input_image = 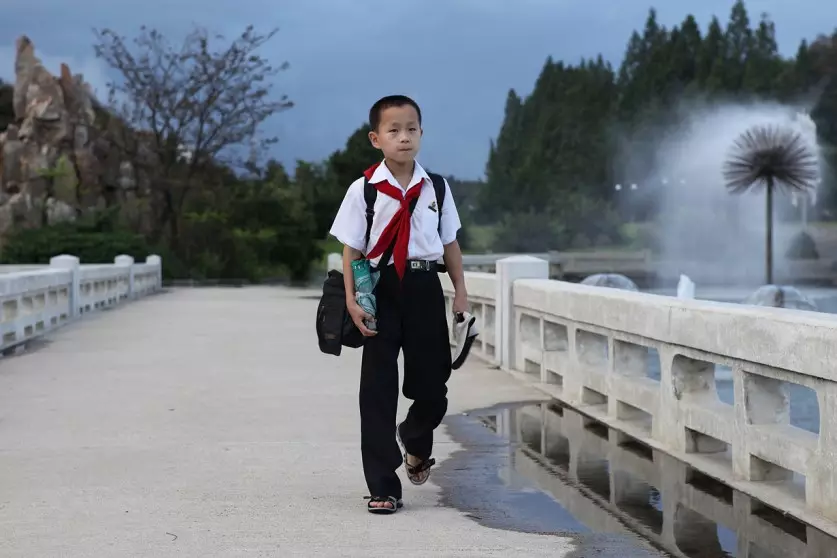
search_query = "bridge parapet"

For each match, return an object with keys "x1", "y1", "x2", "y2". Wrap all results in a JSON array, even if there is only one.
[
  {"x1": 433, "y1": 255, "x2": 837, "y2": 534},
  {"x1": 0, "y1": 254, "x2": 162, "y2": 353}
]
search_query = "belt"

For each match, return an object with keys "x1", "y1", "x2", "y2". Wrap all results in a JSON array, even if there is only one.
[{"x1": 407, "y1": 259, "x2": 438, "y2": 272}]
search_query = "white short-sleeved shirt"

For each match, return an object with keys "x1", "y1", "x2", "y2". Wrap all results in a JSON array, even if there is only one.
[{"x1": 329, "y1": 159, "x2": 461, "y2": 268}]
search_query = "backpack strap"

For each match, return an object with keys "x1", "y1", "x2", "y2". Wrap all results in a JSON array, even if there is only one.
[
  {"x1": 426, "y1": 172, "x2": 445, "y2": 237},
  {"x1": 426, "y1": 172, "x2": 448, "y2": 274},
  {"x1": 363, "y1": 177, "x2": 377, "y2": 251}
]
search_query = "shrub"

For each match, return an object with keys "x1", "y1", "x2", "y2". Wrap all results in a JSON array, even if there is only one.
[{"x1": 1, "y1": 224, "x2": 154, "y2": 265}]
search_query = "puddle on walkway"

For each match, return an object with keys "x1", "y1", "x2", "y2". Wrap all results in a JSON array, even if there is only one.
[{"x1": 435, "y1": 399, "x2": 837, "y2": 558}]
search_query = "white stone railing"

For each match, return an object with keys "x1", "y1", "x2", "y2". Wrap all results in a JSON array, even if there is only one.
[
  {"x1": 440, "y1": 255, "x2": 837, "y2": 534},
  {"x1": 461, "y1": 252, "x2": 837, "y2": 284},
  {"x1": 0, "y1": 254, "x2": 162, "y2": 353}
]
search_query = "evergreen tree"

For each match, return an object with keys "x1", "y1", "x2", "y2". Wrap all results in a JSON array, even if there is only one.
[
  {"x1": 478, "y1": 0, "x2": 837, "y2": 250},
  {"x1": 742, "y1": 13, "x2": 781, "y2": 94},
  {"x1": 723, "y1": 0, "x2": 753, "y2": 92},
  {"x1": 482, "y1": 89, "x2": 524, "y2": 221},
  {"x1": 696, "y1": 17, "x2": 726, "y2": 90}
]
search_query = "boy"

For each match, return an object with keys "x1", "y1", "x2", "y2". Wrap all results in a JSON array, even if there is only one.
[{"x1": 329, "y1": 95, "x2": 468, "y2": 514}]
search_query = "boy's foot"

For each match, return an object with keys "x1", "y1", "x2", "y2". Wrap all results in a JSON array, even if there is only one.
[
  {"x1": 404, "y1": 454, "x2": 435, "y2": 485},
  {"x1": 365, "y1": 496, "x2": 403, "y2": 514},
  {"x1": 396, "y1": 422, "x2": 435, "y2": 485}
]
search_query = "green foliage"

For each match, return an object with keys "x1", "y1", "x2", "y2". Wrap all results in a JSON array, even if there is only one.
[
  {"x1": 0, "y1": 220, "x2": 152, "y2": 266},
  {"x1": 328, "y1": 125, "x2": 380, "y2": 189},
  {"x1": 294, "y1": 160, "x2": 341, "y2": 241},
  {"x1": 174, "y1": 167, "x2": 323, "y2": 282},
  {"x1": 0, "y1": 208, "x2": 190, "y2": 279},
  {"x1": 493, "y1": 210, "x2": 567, "y2": 253}
]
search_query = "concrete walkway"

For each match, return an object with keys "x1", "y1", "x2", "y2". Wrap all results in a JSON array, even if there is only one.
[{"x1": 0, "y1": 287, "x2": 573, "y2": 557}]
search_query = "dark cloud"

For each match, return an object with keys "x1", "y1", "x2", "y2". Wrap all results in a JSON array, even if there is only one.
[{"x1": 1, "y1": 0, "x2": 834, "y2": 179}]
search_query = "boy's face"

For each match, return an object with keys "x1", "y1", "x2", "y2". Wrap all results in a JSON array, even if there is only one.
[{"x1": 368, "y1": 105, "x2": 422, "y2": 165}]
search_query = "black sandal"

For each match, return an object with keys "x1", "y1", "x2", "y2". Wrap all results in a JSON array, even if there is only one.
[
  {"x1": 396, "y1": 422, "x2": 436, "y2": 486},
  {"x1": 405, "y1": 457, "x2": 435, "y2": 485},
  {"x1": 365, "y1": 495, "x2": 403, "y2": 514}
]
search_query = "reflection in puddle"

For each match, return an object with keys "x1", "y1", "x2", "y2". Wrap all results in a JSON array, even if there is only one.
[{"x1": 461, "y1": 400, "x2": 837, "y2": 558}]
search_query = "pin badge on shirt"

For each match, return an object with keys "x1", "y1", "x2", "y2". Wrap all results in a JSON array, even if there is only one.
[{"x1": 429, "y1": 200, "x2": 438, "y2": 213}]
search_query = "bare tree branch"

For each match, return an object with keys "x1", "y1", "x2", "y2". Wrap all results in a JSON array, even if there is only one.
[{"x1": 90, "y1": 24, "x2": 293, "y2": 242}]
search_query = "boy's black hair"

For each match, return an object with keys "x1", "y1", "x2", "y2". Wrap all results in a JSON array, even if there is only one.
[{"x1": 369, "y1": 95, "x2": 422, "y2": 131}]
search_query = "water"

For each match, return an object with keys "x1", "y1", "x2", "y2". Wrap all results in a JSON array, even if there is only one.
[
  {"x1": 617, "y1": 102, "x2": 825, "y2": 287},
  {"x1": 439, "y1": 400, "x2": 837, "y2": 557}
]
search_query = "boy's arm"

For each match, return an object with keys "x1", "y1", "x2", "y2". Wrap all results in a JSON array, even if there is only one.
[
  {"x1": 342, "y1": 245, "x2": 363, "y2": 306},
  {"x1": 444, "y1": 240, "x2": 468, "y2": 318},
  {"x1": 443, "y1": 240, "x2": 467, "y2": 297},
  {"x1": 440, "y1": 178, "x2": 468, "y2": 312}
]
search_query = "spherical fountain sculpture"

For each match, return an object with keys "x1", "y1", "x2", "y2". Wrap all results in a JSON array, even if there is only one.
[
  {"x1": 581, "y1": 273, "x2": 638, "y2": 291},
  {"x1": 743, "y1": 285, "x2": 818, "y2": 311},
  {"x1": 622, "y1": 103, "x2": 825, "y2": 288}
]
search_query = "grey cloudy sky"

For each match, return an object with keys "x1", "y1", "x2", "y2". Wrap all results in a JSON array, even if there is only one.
[{"x1": 1, "y1": 0, "x2": 835, "y2": 179}]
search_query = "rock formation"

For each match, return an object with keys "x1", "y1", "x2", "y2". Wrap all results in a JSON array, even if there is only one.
[{"x1": 0, "y1": 36, "x2": 152, "y2": 240}]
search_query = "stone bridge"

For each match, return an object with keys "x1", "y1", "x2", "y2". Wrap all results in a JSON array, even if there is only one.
[{"x1": 2, "y1": 252, "x2": 837, "y2": 556}]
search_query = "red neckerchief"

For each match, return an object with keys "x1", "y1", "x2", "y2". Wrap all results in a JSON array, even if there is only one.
[{"x1": 364, "y1": 162, "x2": 423, "y2": 279}]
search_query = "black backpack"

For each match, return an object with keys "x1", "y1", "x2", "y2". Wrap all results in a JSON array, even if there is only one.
[{"x1": 316, "y1": 172, "x2": 447, "y2": 356}]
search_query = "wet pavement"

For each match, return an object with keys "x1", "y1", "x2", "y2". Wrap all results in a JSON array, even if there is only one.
[{"x1": 436, "y1": 399, "x2": 837, "y2": 558}]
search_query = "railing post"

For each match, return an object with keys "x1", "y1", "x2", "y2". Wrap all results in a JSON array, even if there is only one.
[
  {"x1": 495, "y1": 256, "x2": 549, "y2": 370},
  {"x1": 808, "y1": 383, "x2": 837, "y2": 521},
  {"x1": 146, "y1": 255, "x2": 162, "y2": 290},
  {"x1": 50, "y1": 254, "x2": 80, "y2": 318},
  {"x1": 114, "y1": 255, "x2": 135, "y2": 300}
]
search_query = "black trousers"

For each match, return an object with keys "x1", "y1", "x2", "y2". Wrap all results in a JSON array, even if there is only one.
[{"x1": 359, "y1": 264, "x2": 452, "y2": 499}]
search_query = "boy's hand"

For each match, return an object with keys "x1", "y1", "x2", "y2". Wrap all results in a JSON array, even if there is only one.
[
  {"x1": 347, "y1": 299, "x2": 377, "y2": 337},
  {"x1": 452, "y1": 290, "x2": 468, "y2": 315}
]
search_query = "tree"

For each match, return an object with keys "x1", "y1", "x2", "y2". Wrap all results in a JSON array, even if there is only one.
[
  {"x1": 741, "y1": 13, "x2": 782, "y2": 95},
  {"x1": 482, "y1": 89, "x2": 524, "y2": 221},
  {"x1": 91, "y1": 25, "x2": 293, "y2": 247},
  {"x1": 722, "y1": 0, "x2": 753, "y2": 92},
  {"x1": 328, "y1": 125, "x2": 381, "y2": 189},
  {"x1": 695, "y1": 17, "x2": 726, "y2": 90},
  {"x1": 294, "y1": 160, "x2": 339, "y2": 240}
]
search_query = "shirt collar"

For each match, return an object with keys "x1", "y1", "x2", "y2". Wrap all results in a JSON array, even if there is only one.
[{"x1": 368, "y1": 159, "x2": 430, "y2": 191}]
